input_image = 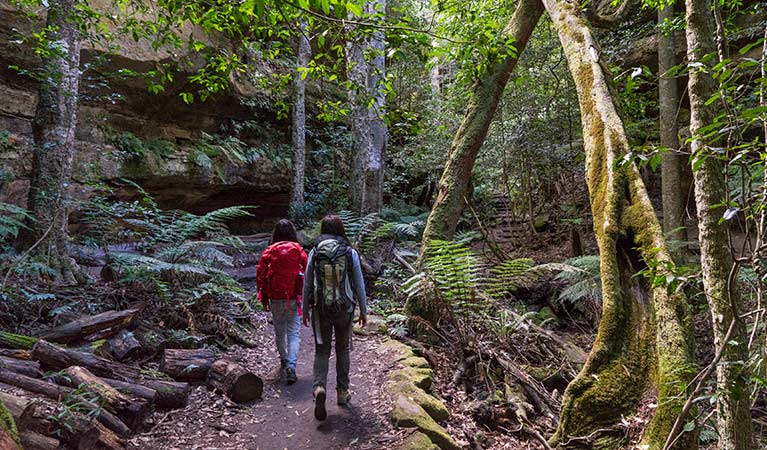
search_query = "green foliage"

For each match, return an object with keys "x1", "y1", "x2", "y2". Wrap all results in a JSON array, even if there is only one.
[
  {"x1": 534, "y1": 255, "x2": 602, "y2": 324},
  {"x1": 111, "y1": 131, "x2": 177, "y2": 162},
  {"x1": 0, "y1": 202, "x2": 32, "y2": 244}
]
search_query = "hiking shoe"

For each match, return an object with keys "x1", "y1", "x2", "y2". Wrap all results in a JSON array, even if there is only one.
[
  {"x1": 313, "y1": 386, "x2": 327, "y2": 421},
  {"x1": 285, "y1": 367, "x2": 297, "y2": 385},
  {"x1": 280, "y1": 359, "x2": 287, "y2": 369},
  {"x1": 337, "y1": 389, "x2": 351, "y2": 406}
]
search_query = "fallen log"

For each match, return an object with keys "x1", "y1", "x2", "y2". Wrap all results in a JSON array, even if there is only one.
[
  {"x1": 64, "y1": 367, "x2": 148, "y2": 431},
  {"x1": 0, "y1": 350, "x2": 29, "y2": 360},
  {"x1": 37, "y1": 308, "x2": 141, "y2": 345},
  {"x1": 206, "y1": 359, "x2": 263, "y2": 403},
  {"x1": 1, "y1": 391, "x2": 101, "y2": 450},
  {"x1": 0, "y1": 332, "x2": 37, "y2": 350},
  {"x1": 0, "y1": 370, "x2": 131, "y2": 438},
  {"x1": 30, "y1": 340, "x2": 140, "y2": 380},
  {"x1": 18, "y1": 431, "x2": 58, "y2": 450},
  {"x1": 159, "y1": 348, "x2": 216, "y2": 380},
  {"x1": 138, "y1": 380, "x2": 189, "y2": 409},
  {"x1": 0, "y1": 356, "x2": 42, "y2": 378},
  {"x1": 0, "y1": 430, "x2": 20, "y2": 450},
  {"x1": 108, "y1": 330, "x2": 142, "y2": 361}
]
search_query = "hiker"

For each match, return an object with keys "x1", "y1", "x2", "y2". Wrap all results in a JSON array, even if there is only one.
[
  {"x1": 256, "y1": 219, "x2": 307, "y2": 385},
  {"x1": 302, "y1": 215, "x2": 367, "y2": 420}
]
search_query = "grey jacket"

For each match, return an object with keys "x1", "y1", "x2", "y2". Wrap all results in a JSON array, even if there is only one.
[{"x1": 302, "y1": 243, "x2": 367, "y2": 318}]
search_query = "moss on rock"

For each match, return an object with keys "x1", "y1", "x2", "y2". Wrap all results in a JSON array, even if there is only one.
[
  {"x1": 381, "y1": 339, "x2": 416, "y2": 362},
  {"x1": 388, "y1": 367, "x2": 433, "y2": 392},
  {"x1": 401, "y1": 356, "x2": 430, "y2": 369},
  {"x1": 390, "y1": 395, "x2": 460, "y2": 450},
  {"x1": 387, "y1": 380, "x2": 449, "y2": 422},
  {"x1": 397, "y1": 431, "x2": 439, "y2": 450}
]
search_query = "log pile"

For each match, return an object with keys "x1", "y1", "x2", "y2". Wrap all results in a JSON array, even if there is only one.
[{"x1": 0, "y1": 308, "x2": 263, "y2": 449}]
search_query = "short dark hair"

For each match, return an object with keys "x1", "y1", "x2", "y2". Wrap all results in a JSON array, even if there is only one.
[
  {"x1": 320, "y1": 215, "x2": 348, "y2": 241},
  {"x1": 271, "y1": 219, "x2": 298, "y2": 243}
]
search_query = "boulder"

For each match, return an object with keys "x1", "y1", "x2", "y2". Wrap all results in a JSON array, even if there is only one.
[
  {"x1": 396, "y1": 431, "x2": 439, "y2": 450},
  {"x1": 388, "y1": 367, "x2": 433, "y2": 392},
  {"x1": 390, "y1": 395, "x2": 460, "y2": 450},
  {"x1": 386, "y1": 380, "x2": 449, "y2": 422}
]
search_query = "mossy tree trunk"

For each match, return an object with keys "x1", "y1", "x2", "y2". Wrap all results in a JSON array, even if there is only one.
[
  {"x1": 684, "y1": 0, "x2": 753, "y2": 448},
  {"x1": 419, "y1": 0, "x2": 544, "y2": 244},
  {"x1": 17, "y1": 0, "x2": 83, "y2": 284},
  {"x1": 366, "y1": 0, "x2": 386, "y2": 214},
  {"x1": 290, "y1": 19, "x2": 310, "y2": 211},
  {"x1": 658, "y1": 3, "x2": 687, "y2": 254},
  {"x1": 541, "y1": 1, "x2": 696, "y2": 448}
]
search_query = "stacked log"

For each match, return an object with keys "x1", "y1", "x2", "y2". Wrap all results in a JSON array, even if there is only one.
[
  {"x1": 160, "y1": 348, "x2": 216, "y2": 380},
  {"x1": 207, "y1": 359, "x2": 263, "y2": 403},
  {"x1": 36, "y1": 308, "x2": 142, "y2": 344},
  {"x1": 108, "y1": 330, "x2": 142, "y2": 361}
]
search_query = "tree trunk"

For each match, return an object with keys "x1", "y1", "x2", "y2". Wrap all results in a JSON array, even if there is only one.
[
  {"x1": 684, "y1": 0, "x2": 753, "y2": 448},
  {"x1": 16, "y1": 0, "x2": 83, "y2": 284},
  {"x1": 31, "y1": 340, "x2": 141, "y2": 380},
  {"x1": 37, "y1": 308, "x2": 141, "y2": 345},
  {"x1": 206, "y1": 359, "x2": 263, "y2": 403},
  {"x1": 159, "y1": 348, "x2": 216, "y2": 380},
  {"x1": 0, "y1": 356, "x2": 42, "y2": 378},
  {"x1": 419, "y1": 0, "x2": 544, "y2": 244},
  {"x1": 658, "y1": 4, "x2": 686, "y2": 252},
  {"x1": 108, "y1": 330, "x2": 142, "y2": 362},
  {"x1": 64, "y1": 366, "x2": 148, "y2": 431},
  {"x1": 347, "y1": 16, "x2": 374, "y2": 214},
  {"x1": 408, "y1": 0, "x2": 543, "y2": 320},
  {"x1": 365, "y1": 0, "x2": 387, "y2": 213},
  {"x1": 290, "y1": 19, "x2": 310, "y2": 211},
  {"x1": 540, "y1": 1, "x2": 696, "y2": 449}
]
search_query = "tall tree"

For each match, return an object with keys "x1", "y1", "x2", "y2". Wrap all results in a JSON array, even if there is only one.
[
  {"x1": 419, "y1": 0, "x2": 544, "y2": 244},
  {"x1": 658, "y1": 2, "x2": 687, "y2": 252},
  {"x1": 17, "y1": 0, "x2": 83, "y2": 284},
  {"x1": 684, "y1": 0, "x2": 753, "y2": 447},
  {"x1": 291, "y1": 20, "x2": 310, "y2": 211},
  {"x1": 347, "y1": 0, "x2": 387, "y2": 214},
  {"x1": 540, "y1": 0, "x2": 696, "y2": 448}
]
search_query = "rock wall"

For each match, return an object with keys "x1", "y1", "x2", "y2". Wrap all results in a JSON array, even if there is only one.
[{"x1": 0, "y1": 0, "x2": 292, "y2": 232}]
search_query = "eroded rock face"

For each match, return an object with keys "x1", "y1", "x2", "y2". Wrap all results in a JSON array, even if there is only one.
[{"x1": 0, "y1": 0, "x2": 292, "y2": 232}]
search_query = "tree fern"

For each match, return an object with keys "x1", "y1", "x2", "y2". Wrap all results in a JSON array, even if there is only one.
[
  {"x1": 0, "y1": 202, "x2": 31, "y2": 243},
  {"x1": 533, "y1": 255, "x2": 602, "y2": 322}
]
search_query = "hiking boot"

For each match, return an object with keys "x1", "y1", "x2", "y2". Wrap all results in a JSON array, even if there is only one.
[
  {"x1": 313, "y1": 386, "x2": 327, "y2": 421},
  {"x1": 337, "y1": 389, "x2": 351, "y2": 406},
  {"x1": 285, "y1": 367, "x2": 297, "y2": 385},
  {"x1": 280, "y1": 359, "x2": 287, "y2": 369}
]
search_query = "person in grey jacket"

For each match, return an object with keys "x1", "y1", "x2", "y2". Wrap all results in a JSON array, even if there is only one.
[{"x1": 302, "y1": 215, "x2": 367, "y2": 421}]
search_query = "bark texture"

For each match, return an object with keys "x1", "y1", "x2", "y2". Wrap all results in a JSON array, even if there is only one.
[
  {"x1": 347, "y1": 0, "x2": 387, "y2": 214},
  {"x1": 658, "y1": 4, "x2": 686, "y2": 250},
  {"x1": 290, "y1": 20, "x2": 310, "y2": 209},
  {"x1": 541, "y1": 1, "x2": 695, "y2": 448},
  {"x1": 206, "y1": 359, "x2": 263, "y2": 403},
  {"x1": 419, "y1": 0, "x2": 544, "y2": 244},
  {"x1": 17, "y1": 0, "x2": 82, "y2": 284},
  {"x1": 37, "y1": 308, "x2": 140, "y2": 345},
  {"x1": 684, "y1": 0, "x2": 753, "y2": 448},
  {"x1": 159, "y1": 348, "x2": 216, "y2": 380}
]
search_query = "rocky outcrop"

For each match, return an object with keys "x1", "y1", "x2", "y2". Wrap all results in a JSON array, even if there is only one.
[{"x1": 0, "y1": 0, "x2": 293, "y2": 231}]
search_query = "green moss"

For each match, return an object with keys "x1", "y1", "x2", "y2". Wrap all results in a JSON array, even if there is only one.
[
  {"x1": 381, "y1": 339, "x2": 416, "y2": 362},
  {"x1": 397, "y1": 431, "x2": 439, "y2": 450},
  {"x1": 390, "y1": 395, "x2": 460, "y2": 450},
  {"x1": 0, "y1": 331, "x2": 38, "y2": 350},
  {"x1": 387, "y1": 381, "x2": 449, "y2": 422},
  {"x1": 401, "y1": 356, "x2": 430, "y2": 369},
  {"x1": 0, "y1": 401, "x2": 18, "y2": 444},
  {"x1": 389, "y1": 367, "x2": 433, "y2": 392}
]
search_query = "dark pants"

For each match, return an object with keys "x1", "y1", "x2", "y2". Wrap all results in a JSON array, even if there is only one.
[{"x1": 312, "y1": 309, "x2": 353, "y2": 391}]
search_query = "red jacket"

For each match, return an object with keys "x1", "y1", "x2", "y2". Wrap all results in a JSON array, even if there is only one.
[{"x1": 256, "y1": 241, "x2": 307, "y2": 309}]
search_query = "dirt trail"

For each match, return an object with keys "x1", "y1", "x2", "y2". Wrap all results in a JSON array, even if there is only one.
[{"x1": 129, "y1": 313, "x2": 405, "y2": 450}]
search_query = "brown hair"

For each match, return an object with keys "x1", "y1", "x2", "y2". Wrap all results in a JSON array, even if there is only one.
[
  {"x1": 319, "y1": 215, "x2": 349, "y2": 242},
  {"x1": 271, "y1": 219, "x2": 298, "y2": 243}
]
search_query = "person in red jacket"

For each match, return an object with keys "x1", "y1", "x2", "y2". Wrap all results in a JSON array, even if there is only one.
[{"x1": 256, "y1": 219, "x2": 307, "y2": 385}]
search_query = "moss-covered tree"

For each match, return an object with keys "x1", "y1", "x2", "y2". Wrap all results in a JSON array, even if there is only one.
[
  {"x1": 419, "y1": 0, "x2": 544, "y2": 244},
  {"x1": 16, "y1": 0, "x2": 84, "y2": 284},
  {"x1": 540, "y1": 0, "x2": 696, "y2": 448},
  {"x1": 684, "y1": 0, "x2": 753, "y2": 447},
  {"x1": 291, "y1": 19, "x2": 310, "y2": 210}
]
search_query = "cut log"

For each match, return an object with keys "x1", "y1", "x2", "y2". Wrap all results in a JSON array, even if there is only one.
[
  {"x1": 108, "y1": 330, "x2": 142, "y2": 361},
  {"x1": 0, "y1": 350, "x2": 30, "y2": 360},
  {"x1": 0, "y1": 357, "x2": 42, "y2": 378},
  {"x1": 101, "y1": 379, "x2": 156, "y2": 404},
  {"x1": 159, "y1": 349, "x2": 216, "y2": 380},
  {"x1": 138, "y1": 380, "x2": 189, "y2": 409},
  {"x1": 36, "y1": 308, "x2": 141, "y2": 345},
  {"x1": 0, "y1": 370, "x2": 131, "y2": 438},
  {"x1": 206, "y1": 359, "x2": 263, "y2": 403},
  {"x1": 18, "y1": 432, "x2": 59, "y2": 450},
  {"x1": 0, "y1": 332, "x2": 38, "y2": 350},
  {"x1": 30, "y1": 340, "x2": 140, "y2": 380},
  {"x1": 64, "y1": 367, "x2": 148, "y2": 431}
]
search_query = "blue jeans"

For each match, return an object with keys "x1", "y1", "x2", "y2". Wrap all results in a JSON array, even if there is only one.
[{"x1": 270, "y1": 299, "x2": 300, "y2": 370}]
